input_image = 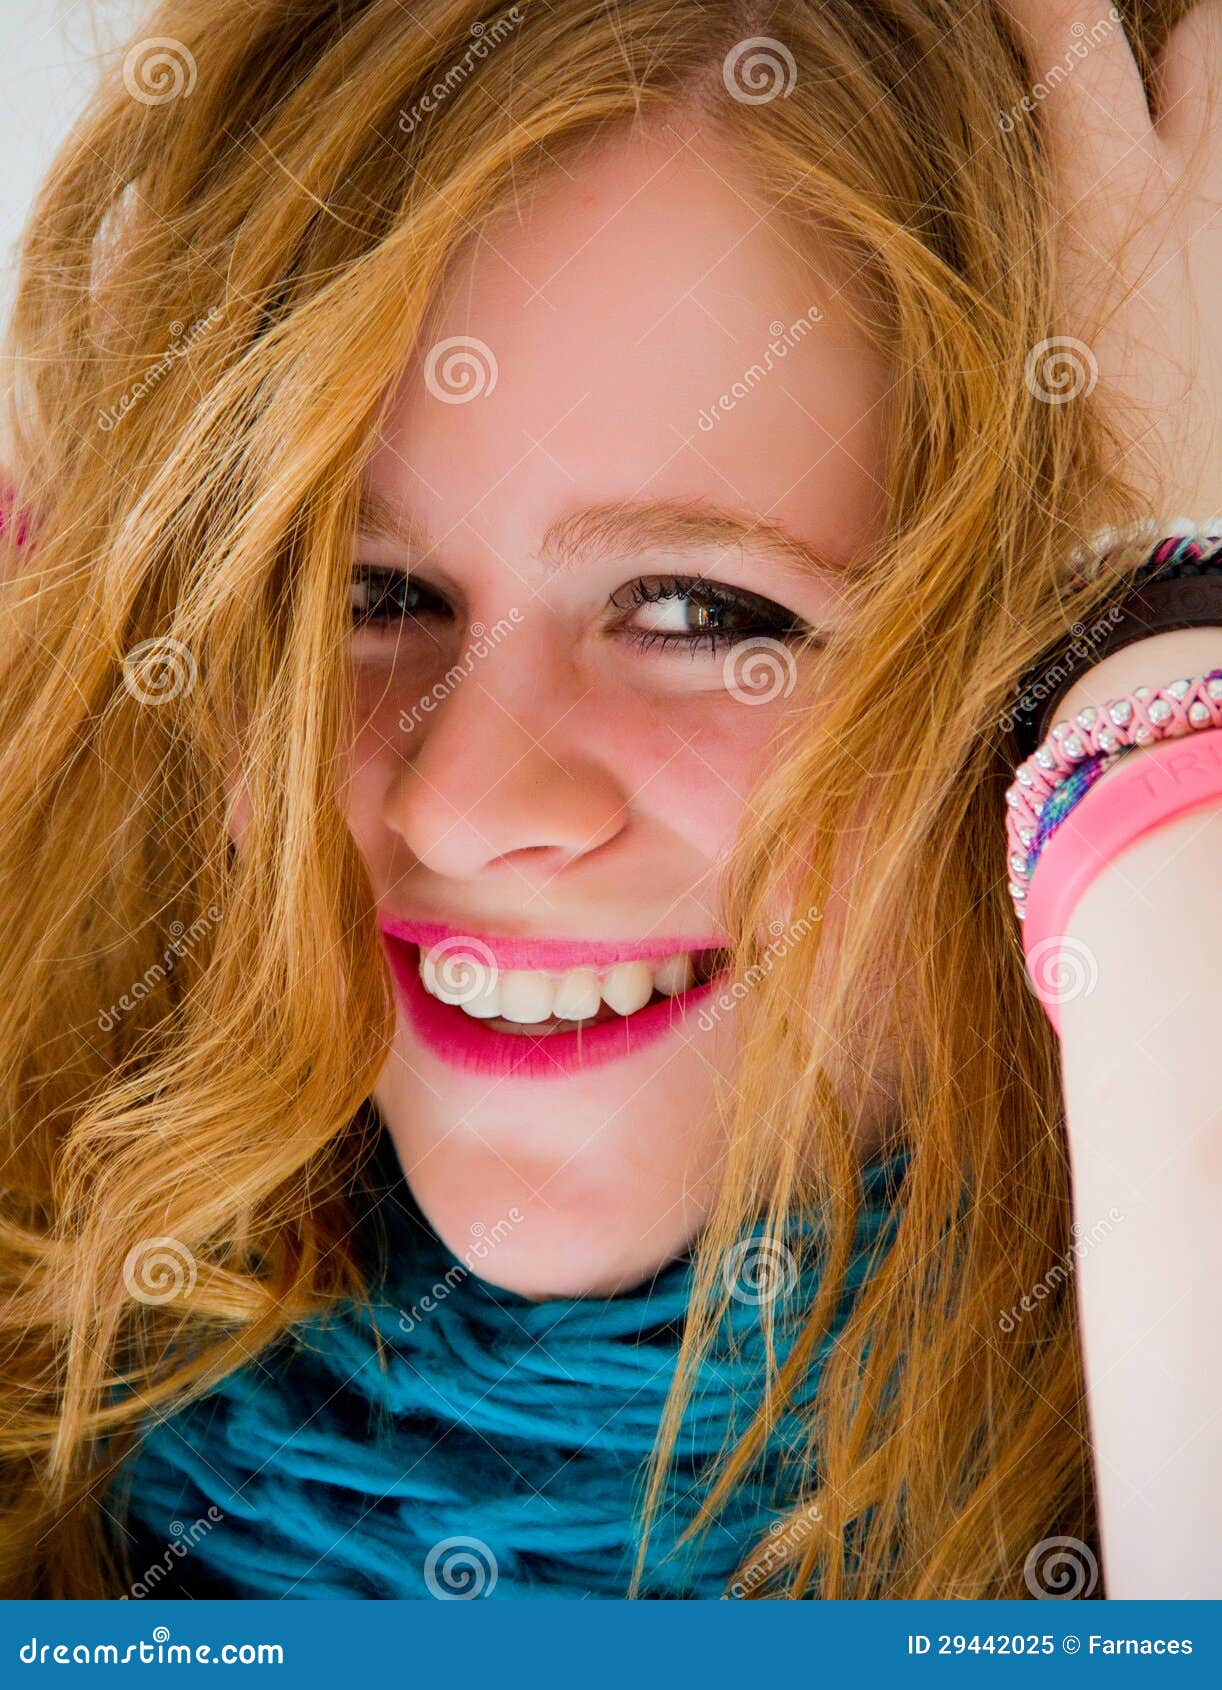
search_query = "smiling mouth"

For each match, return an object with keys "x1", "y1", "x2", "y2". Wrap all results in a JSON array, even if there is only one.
[
  {"x1": 416, "y1": 943, "x2": 729, "y2": 1036},
  {"x1": 376, "y1": 920, "x2": 734, "y2": 1078}
]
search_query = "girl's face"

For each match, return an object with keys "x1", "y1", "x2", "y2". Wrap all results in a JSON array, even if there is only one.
[{"x1": 347, "y1": 121, "x2": 890, "y2": 1297}]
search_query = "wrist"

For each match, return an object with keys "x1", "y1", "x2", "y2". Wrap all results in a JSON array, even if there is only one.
[{"x1": 1056, "y1": 625, "x2": 1222, "y2": 728}]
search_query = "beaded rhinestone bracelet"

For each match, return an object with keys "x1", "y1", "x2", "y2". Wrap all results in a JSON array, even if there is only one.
[{"x1": 1005, "y1": 668, "x2": 1222, "y2": 918}]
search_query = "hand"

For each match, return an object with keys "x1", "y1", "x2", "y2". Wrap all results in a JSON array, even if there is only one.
[{"x1": 995, "y1": 1, "x2": 1222, "y2": 517}]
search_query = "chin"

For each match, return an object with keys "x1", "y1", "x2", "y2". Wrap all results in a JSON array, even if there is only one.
[
  {"x1": 407, "y1": 1180, "x2": 708, "y2": 1301},
  {"x1": 374, "y1": 1059, "x2": 726, "y2": 1301}
]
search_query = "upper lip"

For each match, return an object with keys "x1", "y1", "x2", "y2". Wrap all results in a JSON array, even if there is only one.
[{"x1": 377, "y1": 915, "x2": 729, "y2": 973}]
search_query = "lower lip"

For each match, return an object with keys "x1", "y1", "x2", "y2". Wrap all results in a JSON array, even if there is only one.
[{"x1": 381, "y1": 936, "x2": 721, "y2": 1080}]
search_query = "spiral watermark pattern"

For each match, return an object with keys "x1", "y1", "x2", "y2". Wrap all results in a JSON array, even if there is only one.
[
  {"x1": 422, "y1": 935, "x2": 500, "y2": 1005},
  {"x1": 121, "y1": 637, "x2": 197, "y2": 706},
  {"x1": 722, "y1": 636, "x2": 797, "y2": 704},
  {"x1": 423, "y1": 1535, "x2": 499, "y2": 1598},
  {"x1": 1024, "y1": 1535, "x2": 1100, "y2": 1599},
  {"x1": 423, "y1": 336, "x2": 499, "y2": 404},
  {"x1": 123, "y1": 38, "x2": 197, "y2": 105},
  {"x1": 723, "y1": 1236, "x2": 798, "y2": 1306},
  {"x1": 122, "y1": 1237, "x2": 198, "y2": 1306},
  {"x1": 1024, "y1": 935, "x2": 1099, "y2": 1007},
  {"x1": 722, "y1": 37, "x2": 797, "y2": 104},
  {"x1": 1024, "y1": 336, "x2": 1098, "y2": 404}
]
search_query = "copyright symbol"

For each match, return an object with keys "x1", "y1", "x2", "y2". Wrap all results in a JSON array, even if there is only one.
[{"x1": 1063, "y1": 1636, "x2": 1081, "y2": 1654}]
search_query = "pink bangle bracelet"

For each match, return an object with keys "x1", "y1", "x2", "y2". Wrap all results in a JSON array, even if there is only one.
[
  {"x1": 1005, "y1": 668, "x2": 1222, "y2": 916},
  {"x1": 1022, "y1": 729, "x2": 1222, "y2": 1034}
]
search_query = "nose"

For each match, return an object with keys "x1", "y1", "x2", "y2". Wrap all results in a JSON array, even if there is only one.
[{"x1": 382, "y1": 627, "x2": 630, "y2": 883}]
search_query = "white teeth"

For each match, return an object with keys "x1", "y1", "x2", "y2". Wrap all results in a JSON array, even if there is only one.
[
  {"x1": 459, "y1": 976, "x2": 503, "y2": 1019},
  {"x1": 550, "y1": 968, "x2": 602, "y2": 1021},
  {"x1": 418, "y1": 952, "x2": 500, "y2": 1008},
  {"x1": 498, "y1": 970, "x2": 555, "y2": 1024},
  {"x1": 600, "y1": 961, "x2": 654, "y2": 1016},
  {"x1": 416, "y1": 947, "x2": 710, "y2": 1022},
  {"x1": 652, "y1": 952, "x2": 694, "y2": 996}
]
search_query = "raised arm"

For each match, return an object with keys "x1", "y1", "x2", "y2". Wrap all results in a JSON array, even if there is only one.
[{"x1": 994, "y1": 0, "x2": 1222, "y2": 1598}]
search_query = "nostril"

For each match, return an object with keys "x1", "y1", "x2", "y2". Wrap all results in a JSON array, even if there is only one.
[{"x1": 484, "y1": 842, "x2": 573, "y2": 873}]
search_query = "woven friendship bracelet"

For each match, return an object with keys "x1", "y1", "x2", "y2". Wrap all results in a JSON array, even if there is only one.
[
  {"x1": 1022, "y1": 745, "x2": 1135, "y2": 882},
  {"x1": 1065, "y1": 514, "x2": 1222, "y2": 581},
  {"x1": 1005, "y1": 668, "x2": 1222, "y2": 918}
]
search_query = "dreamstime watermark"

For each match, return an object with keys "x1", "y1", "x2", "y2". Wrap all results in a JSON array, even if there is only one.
[
  {"x1": 1025, "y1": 336, "x2": 1099, "y2": 404},
  {"x1": 999, "y1": 604, "x2": 1125, "y2": 734},
  {"x1": 17, "y1": 1628, "x2": 282, "y2": 1667},
  {"x1": 724, "y1": 1501, "x2": 825, "y2": 1597},
  {"x1": 998, "y1": 1207, "x2": 1124, "y2": 1333},
  {"x1": 722, "y1": 635, "x2": 799, "y2": 704},
  {"x1": 1024, "y1": 933, "x2": 1099, "y2": 1008},
  {"x1": 398, "y1": 610, "x2": 524, "y2": 732},
  {"x1": 416, "y1": 934, "x2": 500, "y2": 1005},
  {"x1": 122, "y1": 1237, "x2": 198, "y2": 1306},
  {"x1": 121, "y1": 635, "x2": 197, "y2": 705},
  {"x1": 398, "y1": 1209, "x2": 524, "y2": 1335},
  {"x1": 999, "y1": 10, "x2": 1123, "y2": 133},
  {"x1": 423, "y1": 335, "x2": 498, "y2": 403},
  {"x1": 722, "y1": 37, "x2": 797, "y2": 104},
  {"x1": 122, "y1": 1508, "x2": 225, "y2": 1599},
  {"x1": 697, "y1": 905, "x2": 821, "y2": 1032},
  {"x1": 123, "y1": 37, "x2": 197, "y2": 105},
  {"x1": 398, "y1": 8, "x2": 524, "y2": 134},
  {"x1": 723, "y1": 1235, "x2": 798, "y2": 1306},
  {"x1": 696, "y1": 306, "x2": 823, "y2": 433},
  {"x1": 99, "y1": 305, "x2": 224, "y2": 431},
  {"x1": 1024, "y1": 1534, "x2": 1100, "y2": 1599},
  {"x1": 97, "y1": 906, "x2": 222, "y2": 1032},
  {"x1": 423, "y1": 1535, "x2": 499, "y2": 1598}
]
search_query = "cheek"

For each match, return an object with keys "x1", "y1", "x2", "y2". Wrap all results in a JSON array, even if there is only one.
[
  {"x1": 339, "y1": 668, "x2": 793, "y2": 869},
  {"x1": 341, "y1": 708, "x2": 406, "y2": 878},
  {"x1": 619, "y1": 690, "x2": 791, "y2": 858}
]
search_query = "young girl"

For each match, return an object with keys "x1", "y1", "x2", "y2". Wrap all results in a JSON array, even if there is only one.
[{"x1": 2, "y1": 0, "x2": 1219, "y2": 1599}]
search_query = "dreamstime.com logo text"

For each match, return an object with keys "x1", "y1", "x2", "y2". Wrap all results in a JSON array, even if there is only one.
[
  {"x1": 697, "y1": 306, "x2": 823, "y2": 432},
  {"x1": 398, "y1": 610, "x2": 524, "y2": 732},
  {"x1": 98, "y1": 906, "x2": 222, "y2": 1032},
  {"x1": 398, "y1": 1208, "x2": 524, "y2": 1334},
  {"x1": 18, "y1": 1626, "x2": 282, "y2": 1666},
  {"x1": 98, "y1": 306, "x2": 224, "y2": 430},
  {"x1": 122, "y1": 1508, "x2": 225, "y2": 1599},
  {"x1": 697, "y1": 905, "x2": 821, "y2": 1031},
  {"x1": 398, "y1": 8, "x2": 523, "y2": 134},
  {"x1": 999, "y1": 1208, "x2": 1124, "y2": 1333},
  {"x1": 724, "y1": 1501, "x2": 825, "y2": 1597},
  {"x1": 998, "y1": 605, "x2": 1124, "y2": 734},
  {"x1": 998, "y1": 9, "x2": 1122, "y2": 133}
]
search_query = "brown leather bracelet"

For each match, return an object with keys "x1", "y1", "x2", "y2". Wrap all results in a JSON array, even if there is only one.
[{"x1": 1010, "y1": 552, "x2": 1222, "y2": 757}]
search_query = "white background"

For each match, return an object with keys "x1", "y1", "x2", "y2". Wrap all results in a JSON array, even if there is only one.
[{"x1": 0, "y1": 1, "x2": 143, "y2": 400}]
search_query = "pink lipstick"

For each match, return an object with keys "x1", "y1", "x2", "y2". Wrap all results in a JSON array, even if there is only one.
[{"x1": 377, "y1": 917, "x2": 730, "y2": 1081}]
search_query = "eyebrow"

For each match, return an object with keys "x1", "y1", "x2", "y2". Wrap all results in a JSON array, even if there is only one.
[{"x1": 356, "y1": 489, "x2": 854, "y2": 581}]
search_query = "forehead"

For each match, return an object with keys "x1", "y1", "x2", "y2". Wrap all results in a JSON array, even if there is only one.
[{"x1": 363, "y1": 123, "x2": 891, "y2": 571}]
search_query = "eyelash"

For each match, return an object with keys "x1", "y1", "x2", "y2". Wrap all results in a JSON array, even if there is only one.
[
  {"x1": 606, "y1": 575, "x2": 811, "y2": 656},
  {"x1": 349, "y1": 567, "x2": 812, "y2": 656},
  {"x1": 349, "y1": 568, "x2": 445, "y2": 630}
]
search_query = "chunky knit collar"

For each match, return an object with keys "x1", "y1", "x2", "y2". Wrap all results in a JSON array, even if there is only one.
[{"x1": 116, "y1": 1133, "x2": 906, "y2": 1599}]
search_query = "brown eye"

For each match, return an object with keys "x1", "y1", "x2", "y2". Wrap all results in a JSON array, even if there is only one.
[{"x1": 609, "y1": 575, "x2": 812, "y2": 657}]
